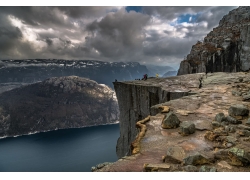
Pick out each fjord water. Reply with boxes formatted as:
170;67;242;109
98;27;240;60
0;124;120;172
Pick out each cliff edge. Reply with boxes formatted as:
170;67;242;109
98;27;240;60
95;72;250;172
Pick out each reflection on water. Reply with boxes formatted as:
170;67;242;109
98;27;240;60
0;124;120;172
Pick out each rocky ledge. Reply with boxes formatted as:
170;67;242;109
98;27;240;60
0;76;119;138
95;72;250;172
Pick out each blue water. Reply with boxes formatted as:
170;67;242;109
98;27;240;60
0;124;120;172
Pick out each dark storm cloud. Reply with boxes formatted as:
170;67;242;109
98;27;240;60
45;38;53;46
85;9;151;59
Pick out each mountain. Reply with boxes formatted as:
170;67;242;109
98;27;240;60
0;76;119;138
145;64;175;77
0;59;150;88
162;70;177;77
178;6;250;75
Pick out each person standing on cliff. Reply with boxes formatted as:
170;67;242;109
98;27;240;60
156;73;159;78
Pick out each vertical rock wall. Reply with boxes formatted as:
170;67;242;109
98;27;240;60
114;82;189;158
178;6;250;75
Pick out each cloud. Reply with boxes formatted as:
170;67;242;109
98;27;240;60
0;6;238;69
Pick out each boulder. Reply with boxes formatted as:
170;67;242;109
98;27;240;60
228;104;249;116
215;113;226;123
183;152;211;166
179;121;195;136
161;112;180;129
228;147;250;166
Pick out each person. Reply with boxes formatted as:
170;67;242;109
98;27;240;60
115;79;117;82
145;74;148;80
156;73;159;78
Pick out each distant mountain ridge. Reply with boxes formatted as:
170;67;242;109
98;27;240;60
0;59;151;88
0;76;119;138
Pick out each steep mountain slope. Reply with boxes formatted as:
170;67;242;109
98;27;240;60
0;76;119;138
178;6;250;75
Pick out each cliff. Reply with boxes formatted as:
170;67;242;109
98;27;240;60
178;6;250;75
95;72;250;172
114;75;201;158
0;76;119;138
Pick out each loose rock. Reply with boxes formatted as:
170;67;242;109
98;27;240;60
161;111;180;129
199;165;217;172
228;104;249;117
228;147;250;166
179;121;196;136
164;146;186;164
182;165;198;172
183;152;211;166
215;113;226;123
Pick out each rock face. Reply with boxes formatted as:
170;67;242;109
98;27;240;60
0;76;119;138
95;72;250;172
113;74;199;158
178;6;250;75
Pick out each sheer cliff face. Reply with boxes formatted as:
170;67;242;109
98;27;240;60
178;6;250;75
113;75;200;158
0;76;119;138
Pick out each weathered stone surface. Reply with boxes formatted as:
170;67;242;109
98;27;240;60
164;146;185;164
182;165;198;172
217;161;232;170
228;147;250;166
242;94;250;101
199;165;217;172
215;113;226;123
183;153;211;166
179;121;196;136
143;163;171;172
214;149;229;160
161;112;180;129
225;136;238;144
228;104;249;117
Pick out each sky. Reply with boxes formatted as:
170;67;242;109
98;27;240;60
0;2;241;69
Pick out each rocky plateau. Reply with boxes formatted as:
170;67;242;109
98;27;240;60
94;72;250;172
